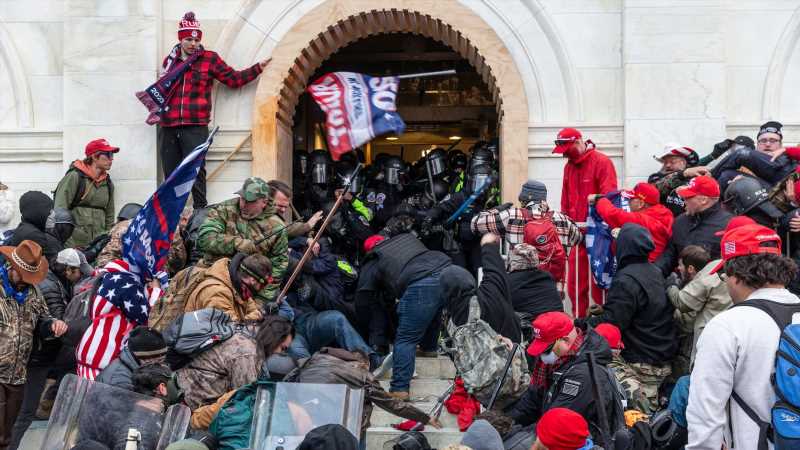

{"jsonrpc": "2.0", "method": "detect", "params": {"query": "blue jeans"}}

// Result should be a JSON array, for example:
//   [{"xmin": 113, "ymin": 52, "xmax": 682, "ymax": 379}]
[
  {"xmin": 289, "ymin": 310, "xmax": 375, "ymax": 363},
  {"xmin": 391, "ymin": 274, "xmax": 443, "ymax": 392},
  {"xmin": 668, "ymin": 375, "xmax": 690, "ymax": 428}
]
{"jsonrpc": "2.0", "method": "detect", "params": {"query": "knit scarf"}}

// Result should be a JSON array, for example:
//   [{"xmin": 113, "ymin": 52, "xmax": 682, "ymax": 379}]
[
  {"xmin": 529, "ymin": 330, "xmax": 585, "ymax": 389},
  {"xmin": 135, "ymin": 43, "xmax": 203, "ymax": 125},
  {"xmin": 0, "ymin": 264, "xmax": 29, "ymax": 305}
]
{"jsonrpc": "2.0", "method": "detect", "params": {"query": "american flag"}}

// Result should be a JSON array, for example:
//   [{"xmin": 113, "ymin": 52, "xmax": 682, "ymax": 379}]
[
  {"xmin": 585, "ymin": 191, "xmax": 629, "ymax": 289},
  {"xmin": 75, "ymin": 260, "xmax": 160, "ymax": 380}
]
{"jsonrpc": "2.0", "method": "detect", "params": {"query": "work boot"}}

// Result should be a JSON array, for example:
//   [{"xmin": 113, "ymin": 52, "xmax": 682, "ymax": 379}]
[{"xmin": 387, "ymin": 390, "xmax": 410, "ymax": 401}]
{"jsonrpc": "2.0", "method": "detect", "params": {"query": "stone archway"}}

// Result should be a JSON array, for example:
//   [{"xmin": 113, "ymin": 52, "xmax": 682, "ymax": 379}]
[{"xmin": 251, "ymin": 0, "xmax": 529, "ymax": 201}]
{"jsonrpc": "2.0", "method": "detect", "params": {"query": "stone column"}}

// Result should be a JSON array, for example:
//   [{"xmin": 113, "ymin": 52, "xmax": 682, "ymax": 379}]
[
  {"xmin": 622, "ymin": 1, "xmax": 726, "ymax": 186},
  {"xmin": 63, "ymin": 0, "xmax": 160, "ymax": 208}
]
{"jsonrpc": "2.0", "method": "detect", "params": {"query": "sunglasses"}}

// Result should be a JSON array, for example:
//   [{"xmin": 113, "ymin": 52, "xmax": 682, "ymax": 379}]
[
  {"xmin": 758, "ymin": 138, "xmax": 781, "ymax": 144},
  {"xmin": 98, "ymin": 152, "xmax": 115, "ymax": 159},
  {"xmin": 554, "ymin": 138, "xmax": 577, "ymax": 146}
]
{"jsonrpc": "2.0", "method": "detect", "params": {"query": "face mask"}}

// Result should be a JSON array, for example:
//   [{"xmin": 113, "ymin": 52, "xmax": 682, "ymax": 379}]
[
  {"xmin": 563, "ymin": 145, "xmax": 582, "ymax": 160},
  {"xmin": 540, "ymin": 351, "xmax": 559, "ymax": 365}
]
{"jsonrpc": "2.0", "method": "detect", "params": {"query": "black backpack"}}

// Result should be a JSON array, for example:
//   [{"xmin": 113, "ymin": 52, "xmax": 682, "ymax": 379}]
[{"xmin": 162, "ymin": 308, "xmax": 235, "ymax": 370}]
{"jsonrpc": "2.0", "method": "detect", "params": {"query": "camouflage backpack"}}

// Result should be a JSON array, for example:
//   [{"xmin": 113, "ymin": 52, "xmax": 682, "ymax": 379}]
[
  {"xmin": 148, "ymin": 265, "xmax": 208, "ymax": 332},
  {"xmin": 444, "ymin": 297, "xmax": 530, "ymax": 410}
]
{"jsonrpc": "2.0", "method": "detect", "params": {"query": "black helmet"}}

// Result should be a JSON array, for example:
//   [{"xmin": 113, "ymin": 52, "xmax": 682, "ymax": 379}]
[
  {"xmin": 293, "ymin": 151, "xmax": 309, "ymax": 177},
  {"xmin": 309, "ymin": 150, "xmax": 332, "ymax": 184},
  {"xmin": 384, "ymin": 156, "xmax": 406, "ymax": 186},
  {"xmin": 466, "ymin": 163, "xmax": 493, "ymax": 194},
  {"xmin": 650, "ymin": 409, "xmax": 688, "ymax": 450},
  {"xmin": 447, "ymin": 150, "xmax": 467, "ymax": 172},
  {"xmin": 425, "ymin": 148, "xmax": 447, "ymax": 178},
  {"xmin": 117, "ymin": 203, "xmax": 143, "ymax": 221},
  {"xmin": 723, "ymin": 176, "xmax": 783, "ymax": 220},
  {"xmin": 469, "ymin": 145, "xmax": 494, "ymax": 170},
  {"xmin": 392, "ymin": 431, "xmax": 432, "ymax": 450},
  {"xmin": 425, "ymin": 179, "xmax": 450, "ymax": 203},
  {"xmin": 335, "ymin": 161, "xmax": 363, "ymax": 194}
]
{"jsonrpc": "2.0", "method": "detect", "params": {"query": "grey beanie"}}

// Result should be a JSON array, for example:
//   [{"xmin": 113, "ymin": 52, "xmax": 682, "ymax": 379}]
[
  {"xmin": 461, "ymin": 419, "xmax": 504, "ymax": 450},
  {"xmin": 518, "ymin": 180, "xmax": 547, "ymax": 204}
]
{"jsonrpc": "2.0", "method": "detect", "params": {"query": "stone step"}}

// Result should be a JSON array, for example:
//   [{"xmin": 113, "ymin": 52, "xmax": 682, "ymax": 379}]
[
  {"xmin": 379, "ymin": 378, "xmax": 453, "ymax": 400},
  {"xmin": 365, "ymin": 426, "xmax": 463, "ymax": 450},
  {"xmin": 369, "ymin": 402, "xmax": 460, "ymax": 429},
  {"xmin": 375, "ymin": 356, "xmax": 456, "ymax": 381}
]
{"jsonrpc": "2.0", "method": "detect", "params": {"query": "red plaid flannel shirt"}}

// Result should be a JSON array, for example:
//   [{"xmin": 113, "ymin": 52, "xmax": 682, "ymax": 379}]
[
  {"xmin": 160, "ymin": 50, "xmax": 262, "ymax": 127},
  {"xmin": 471, "ymin": 202, "xmax": 582, "ymax": 249}
]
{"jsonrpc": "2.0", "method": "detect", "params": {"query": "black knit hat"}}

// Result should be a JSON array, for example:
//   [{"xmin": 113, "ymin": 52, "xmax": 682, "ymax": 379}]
[
  {"xmin": 518, "ymin": 180, "xmax": 547, "ymax": 204},
  {"xmin": 733, "ymin": 135, "xmax": 755, "ymax": 150},
  {"xmin": 758, "ymin": 121, "xmax": 783, "ymax": 139},
  {"xmin": 128, "ymin": 326, "xmax": 167, "ymax": 361}
]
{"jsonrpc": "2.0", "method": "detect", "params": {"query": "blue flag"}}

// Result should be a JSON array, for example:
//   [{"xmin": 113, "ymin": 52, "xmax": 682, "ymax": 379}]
[
  {"xmin": 122, "ymin": 127, "xmax": 217, "ymax": 279},
  {"xmin": 585, "ymin": 191, "xmax": 629, "ymax": 289}
]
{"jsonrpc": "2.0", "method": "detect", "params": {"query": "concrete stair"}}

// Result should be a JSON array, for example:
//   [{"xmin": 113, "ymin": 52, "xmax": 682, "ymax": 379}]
[
  {"xmin": 21, "ymin": 357, "xmax": 463, "ymax": 450},
  {"xmin": 367, "ymin": 355, "xmax": 464, "ymax": 450}
]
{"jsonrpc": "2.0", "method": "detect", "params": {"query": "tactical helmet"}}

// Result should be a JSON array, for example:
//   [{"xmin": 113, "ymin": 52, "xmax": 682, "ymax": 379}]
[
  {"xmin": 425, "ymin": 148, "xmax": 447, "ymax": 177},
  {"xmin": 447, "ymin": 150, "xmax": 467, "ymax": 172},
  {"xmin": 309, "ymin": 150, "xmax": 332, "ymax": 184},
  {"xmin": 384, "ymin": 156, "xmax": 406, "ymax": 186},
  {"xmin": 466, "ymin": 163, "xmax": 493, "ymax": 194},
  {"xmin": 335, "ymin": 160, "xmax": 363, "ymax": 194},
  {"xmin": 722, "ymin": 176, "xmax": 783, "ymax": 220},
  {"xmin": 469, "ymin": 145, "xmax": 494, "ymax": 170},
  {"xmin": 117, "ymin": 203, "xmax": 143, "ymax": 221}
]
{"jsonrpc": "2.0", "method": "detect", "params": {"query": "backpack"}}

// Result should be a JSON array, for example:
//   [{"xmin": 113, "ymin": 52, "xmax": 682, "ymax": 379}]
[
  {"xmin": 61, "ymin": 275, "xmax": 103, "ymax": 347},
  {"xmin": 53, "ymin": 166, "xmax": 115, "ymax": 210},
  {"xmin": 731, "ymin": 299, "xmax": 800, "ymax": 450},
  {"xmin": 148, "ymin": 265, "xmax": 208, "ymax": 333},
  {"xmin": 520, "ymin": 209, "xmax": 566, "ymax": 282},
  {"xmin": 444, "ymin": 297, "xmax": 530, "ymax": 409},
  {"xmin": 162, "ymin": 308, "xmax": 235, "ymax": 370},
  {"xmin": 208, "ymin": 380, "xmax": 267, "ymax": 450}
]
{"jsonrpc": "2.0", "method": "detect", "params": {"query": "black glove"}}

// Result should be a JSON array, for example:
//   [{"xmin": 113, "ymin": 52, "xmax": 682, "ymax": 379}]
[
  {"xmin": 711, "ymin": 139, "xmax": 735, "ymax": 159},
  {"xmin": 665, "ymin": 272, "xmax": 682, "ymax": 290}
]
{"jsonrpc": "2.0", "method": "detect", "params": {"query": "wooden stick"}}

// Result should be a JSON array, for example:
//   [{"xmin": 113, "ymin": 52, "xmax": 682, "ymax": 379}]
[{"xmin": 207, "ymin": 132, "xmax": 252, "ymax": 182}]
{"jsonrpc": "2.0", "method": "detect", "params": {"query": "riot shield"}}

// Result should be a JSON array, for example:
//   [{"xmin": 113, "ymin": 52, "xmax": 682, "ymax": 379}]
[
  {"xmin": 40, "ymin": 374, "xmax": 190, "ymax": 450},
  {"xmin": 249, "ymin": 382, "xmax": 364, "ymax": 450}
]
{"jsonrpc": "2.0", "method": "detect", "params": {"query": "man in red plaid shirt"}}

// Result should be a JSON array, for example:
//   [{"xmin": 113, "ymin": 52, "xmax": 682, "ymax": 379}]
[{"xmin": 157, "ymin": 12, "xmax": 270, "ymax": 208}]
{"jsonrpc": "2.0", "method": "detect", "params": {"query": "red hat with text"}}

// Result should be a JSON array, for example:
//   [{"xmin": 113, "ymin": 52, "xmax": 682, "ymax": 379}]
[
  {"xmin": 714, "ymin": 215, "xmax": 757, "ymax": 236},
  {"xmin": 527, "ymin": 311, "xmax": 574, "ymax": 357},
  {"xmin": 676, "ymin": 175, "xmax": 720, "ymax": 199},
  {"xmin": 85, "ymin": 138, "xmax": 119, "ymax": 157},
  {"xmin": 655, "ymin": 143, "xmax": 696, "ymax": 162},
  {"xmin": 709, "ymin": 224, "xmax": 782, "ymax": 274},
  {"xmin": 552, "ymin": 128, "xmax": 582, "ymax": 154},
  {"xmin": 622, "ymin": 182, "xmax": 660, "ymax": 205},
  {"xmin": 178, "ymin": 12, "xmax": 202, "ymax": 41}
]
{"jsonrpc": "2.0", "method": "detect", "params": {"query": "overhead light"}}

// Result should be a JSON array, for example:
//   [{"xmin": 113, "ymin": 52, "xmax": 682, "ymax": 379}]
[
  {"xmin": 386, "ymin": 136, "xmax": 399, "ymax": 141},
  {"xmin": 449, "ymin": 135, "xmax": 461, "ymax": 140}
]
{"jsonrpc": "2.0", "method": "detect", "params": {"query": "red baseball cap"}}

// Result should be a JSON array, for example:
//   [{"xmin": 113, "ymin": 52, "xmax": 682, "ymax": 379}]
[
  {"xmin": 85, "ymin": 138, "xmax": 120, "ymax": 157},
  {"xmin": 709, "ymin": 224, "xmax": 782, "ymax": 274},
  {"xmin": 527, "ymin": 312, "xmax": 574, "ymax": 357},
  {"xmin": 594, "ymin": 323, "xmax": 624, "ymax": 350},
  {"xmin": 714, "ymin": 215, "xmax": 757, "ymax": 236},
  {"xmin": 552, "ymin": 128, "xmax": 582, "ymax": 154},
  {"xmin": 655, "ymin": 143, "xmax": 696, "ymax": 162},
  {"xmin": 676, "ymin": 175, "xmax": 720, "ymax": 199},
  {"xmin": 622, "ymin": 182, "xmax": 660, "ymax": 205},
  {"xmin": 363, "ymin": 234, "xmax": 385, "ymax": 253},
  {"xmin": 536, "ymin": 407, "xmax": 590, "ymax": 450}
]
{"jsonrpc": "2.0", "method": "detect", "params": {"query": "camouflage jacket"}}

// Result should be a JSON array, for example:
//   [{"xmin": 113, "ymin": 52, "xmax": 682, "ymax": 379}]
[
  {"xmin": 176, "ymin": 332, "xmax": 261, "ymax": 410},
  {"xmin": 197, "ymin": 198, "xmax": 288, "ymax": 302},
  {"xmin": 96, "ymin": 220, "xmax": 188, "ymax": 274},
  {"xmin": 0, "ymin": 284, "xmax": 54, "ymax": 384}
]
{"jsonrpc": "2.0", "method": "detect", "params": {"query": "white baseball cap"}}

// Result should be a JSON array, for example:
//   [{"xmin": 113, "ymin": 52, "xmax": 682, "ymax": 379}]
[{"xmin": 56, "ymin": 248, "xmax": 93, "ymax": 276}]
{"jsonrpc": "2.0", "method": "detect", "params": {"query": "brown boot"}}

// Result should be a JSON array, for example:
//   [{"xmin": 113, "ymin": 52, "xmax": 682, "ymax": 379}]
[{"xmin": 387, "ymin": 391, "xmax": 410, "ymax": 401}]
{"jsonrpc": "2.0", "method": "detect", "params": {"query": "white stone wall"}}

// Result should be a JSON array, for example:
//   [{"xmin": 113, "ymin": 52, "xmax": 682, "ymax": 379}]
[{"xmin": 1, "ymin": 0, "xmax": 799, "ymax": 229}]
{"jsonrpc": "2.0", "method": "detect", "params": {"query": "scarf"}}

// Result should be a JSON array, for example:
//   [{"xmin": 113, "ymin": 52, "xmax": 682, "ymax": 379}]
[
  {"xmin": 135, "ymin": 43, "xmax": 203, "ymax": 125},
  {"xmin": 529, "ymin": 330, "xmax": 585, "ymax": 389},
  {"xmin": 0, "ymin": 264, "xmax": 29, "ymax": 305}
]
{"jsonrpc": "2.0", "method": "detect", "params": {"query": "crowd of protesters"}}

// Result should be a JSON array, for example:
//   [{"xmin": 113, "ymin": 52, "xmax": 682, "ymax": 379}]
[{"xmin": 1, "ymin": 10, "xmax": 800, "ymax": 450}]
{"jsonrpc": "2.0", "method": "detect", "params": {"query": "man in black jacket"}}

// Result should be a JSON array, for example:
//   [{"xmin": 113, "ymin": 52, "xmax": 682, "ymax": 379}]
[
  {"xmin": 6, "ymin": 191, "xmax": 63, "ymax": 263},
  {"xmin": 507, "ymin": 312, "xmax": 623, "ymax": 445},
  {"xmin": 656, "ymin": 175, "xmax": 732, "ymax": 277},
  {"xmin": 95, "ymin": 327, "xmax": 167, "ymax": 391},
  {"xmin": 440, "ymin": 233, "xmax": 522, "ymax": 343},
  {"xmin": 356, "ymin": 233, "xmax": 451, "ymax": 400},
  {"xmin": 506, "ymin": 243, "xmax": 563, "ymax": 323},
  {"xmin": 587, "ymin": 223, "xmax": 677, "ymax": 414}
]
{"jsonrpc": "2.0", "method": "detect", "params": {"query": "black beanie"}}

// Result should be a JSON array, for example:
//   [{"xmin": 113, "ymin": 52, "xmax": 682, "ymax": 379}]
[
  {"xmin": 518, "ymin": 180, "xmax": 547, "ymax": 204},
  {"xmin": 128, "ymin": 326, "xmax": 167, "ymax": 361},
  {"xmin": 733, "ymin": 135, "xmax": 755, "ymax": 150},
  {"xmin": 758, "ymin": 121, "xmax": 783, "ymax": 138}
]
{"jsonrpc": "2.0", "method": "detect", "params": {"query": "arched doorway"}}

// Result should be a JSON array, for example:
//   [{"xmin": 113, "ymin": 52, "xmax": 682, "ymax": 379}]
[{"xmin": 251, "ymin": 2, "xmax": 529, "ymax": 201}]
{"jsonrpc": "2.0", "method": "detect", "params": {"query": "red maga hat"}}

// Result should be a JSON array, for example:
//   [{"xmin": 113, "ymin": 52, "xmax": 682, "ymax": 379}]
[
  {"xmin": 552, "ymin": 128, "xmax": 582, "ymax": 154},
  {"xmin": 714, "ymin": 215, "xmax": 757, "ymax": 236},
  {"xmin": 84, "ymin": 138, "xmax": 119, "ymax": 157},
  {"xmin": 527, "ymin": 311, "xmax": 574, "ymax": 357},
  {"xmin": 677, "ymin": 175, "xmax": 720, "ymax": 199},
  {"xmin": 622, "ymin": 182, "xmax": 660, "ymax": 205},
  {"xmin": 709, "ymin": 224, "xmax": 782, "ymax": 274}
]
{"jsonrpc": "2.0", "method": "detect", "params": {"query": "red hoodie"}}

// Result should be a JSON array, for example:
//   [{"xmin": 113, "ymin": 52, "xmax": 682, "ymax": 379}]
[
  {"xmin": 560, "ymin": 148, "xmax": 618, "ymax": 222},
  {"xmin": 595, "ymin": 198, "xmax": 673, "ymax": 262}
]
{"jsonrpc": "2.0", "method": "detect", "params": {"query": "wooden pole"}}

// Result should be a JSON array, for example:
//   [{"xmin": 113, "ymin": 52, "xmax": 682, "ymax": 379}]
[{"xmin": 207, "ymin": 132, "xmax": 252, "ymax": 182}]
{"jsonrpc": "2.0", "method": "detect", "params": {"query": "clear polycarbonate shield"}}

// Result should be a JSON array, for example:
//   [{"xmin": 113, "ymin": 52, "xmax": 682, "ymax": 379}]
[
  {"xmin": 249, "ymin": 382, "xmax": 364, "ymax": 450},
  {"xmin": 41, "ymin": 374, "xmax": 190, "ymax": 450}
]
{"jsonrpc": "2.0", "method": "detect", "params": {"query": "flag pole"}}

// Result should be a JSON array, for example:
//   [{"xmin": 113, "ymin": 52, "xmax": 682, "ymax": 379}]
[
  {"xmin": 275, "ymin": 163, "xmax": 363, "ymax": 305},
  {"xmin": 397, "ymin": 69, "xmax": 456, "ymax": 80}
]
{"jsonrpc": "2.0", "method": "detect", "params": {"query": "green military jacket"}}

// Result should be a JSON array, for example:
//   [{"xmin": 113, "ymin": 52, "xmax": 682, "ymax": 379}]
[
  {"xmin": 197, "ymin": 198, "xmax": 288, "ymax": 302},
  {"xmin": 0, "ymin": 284, "xmax": 53, "ymax": 385},
  {"xmin": 53, "ymin": 165, "xmax": 115, "ymax": 249}
]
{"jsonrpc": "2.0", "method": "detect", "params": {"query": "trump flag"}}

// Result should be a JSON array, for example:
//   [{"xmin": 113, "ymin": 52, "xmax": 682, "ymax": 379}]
[
  {"xmin": 308, "ymin": 72, "xmax": 406, "ymax": 161},
  {"xmin": 122, "ymin": 127, "xmax": 217, "ymax": 279}
]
